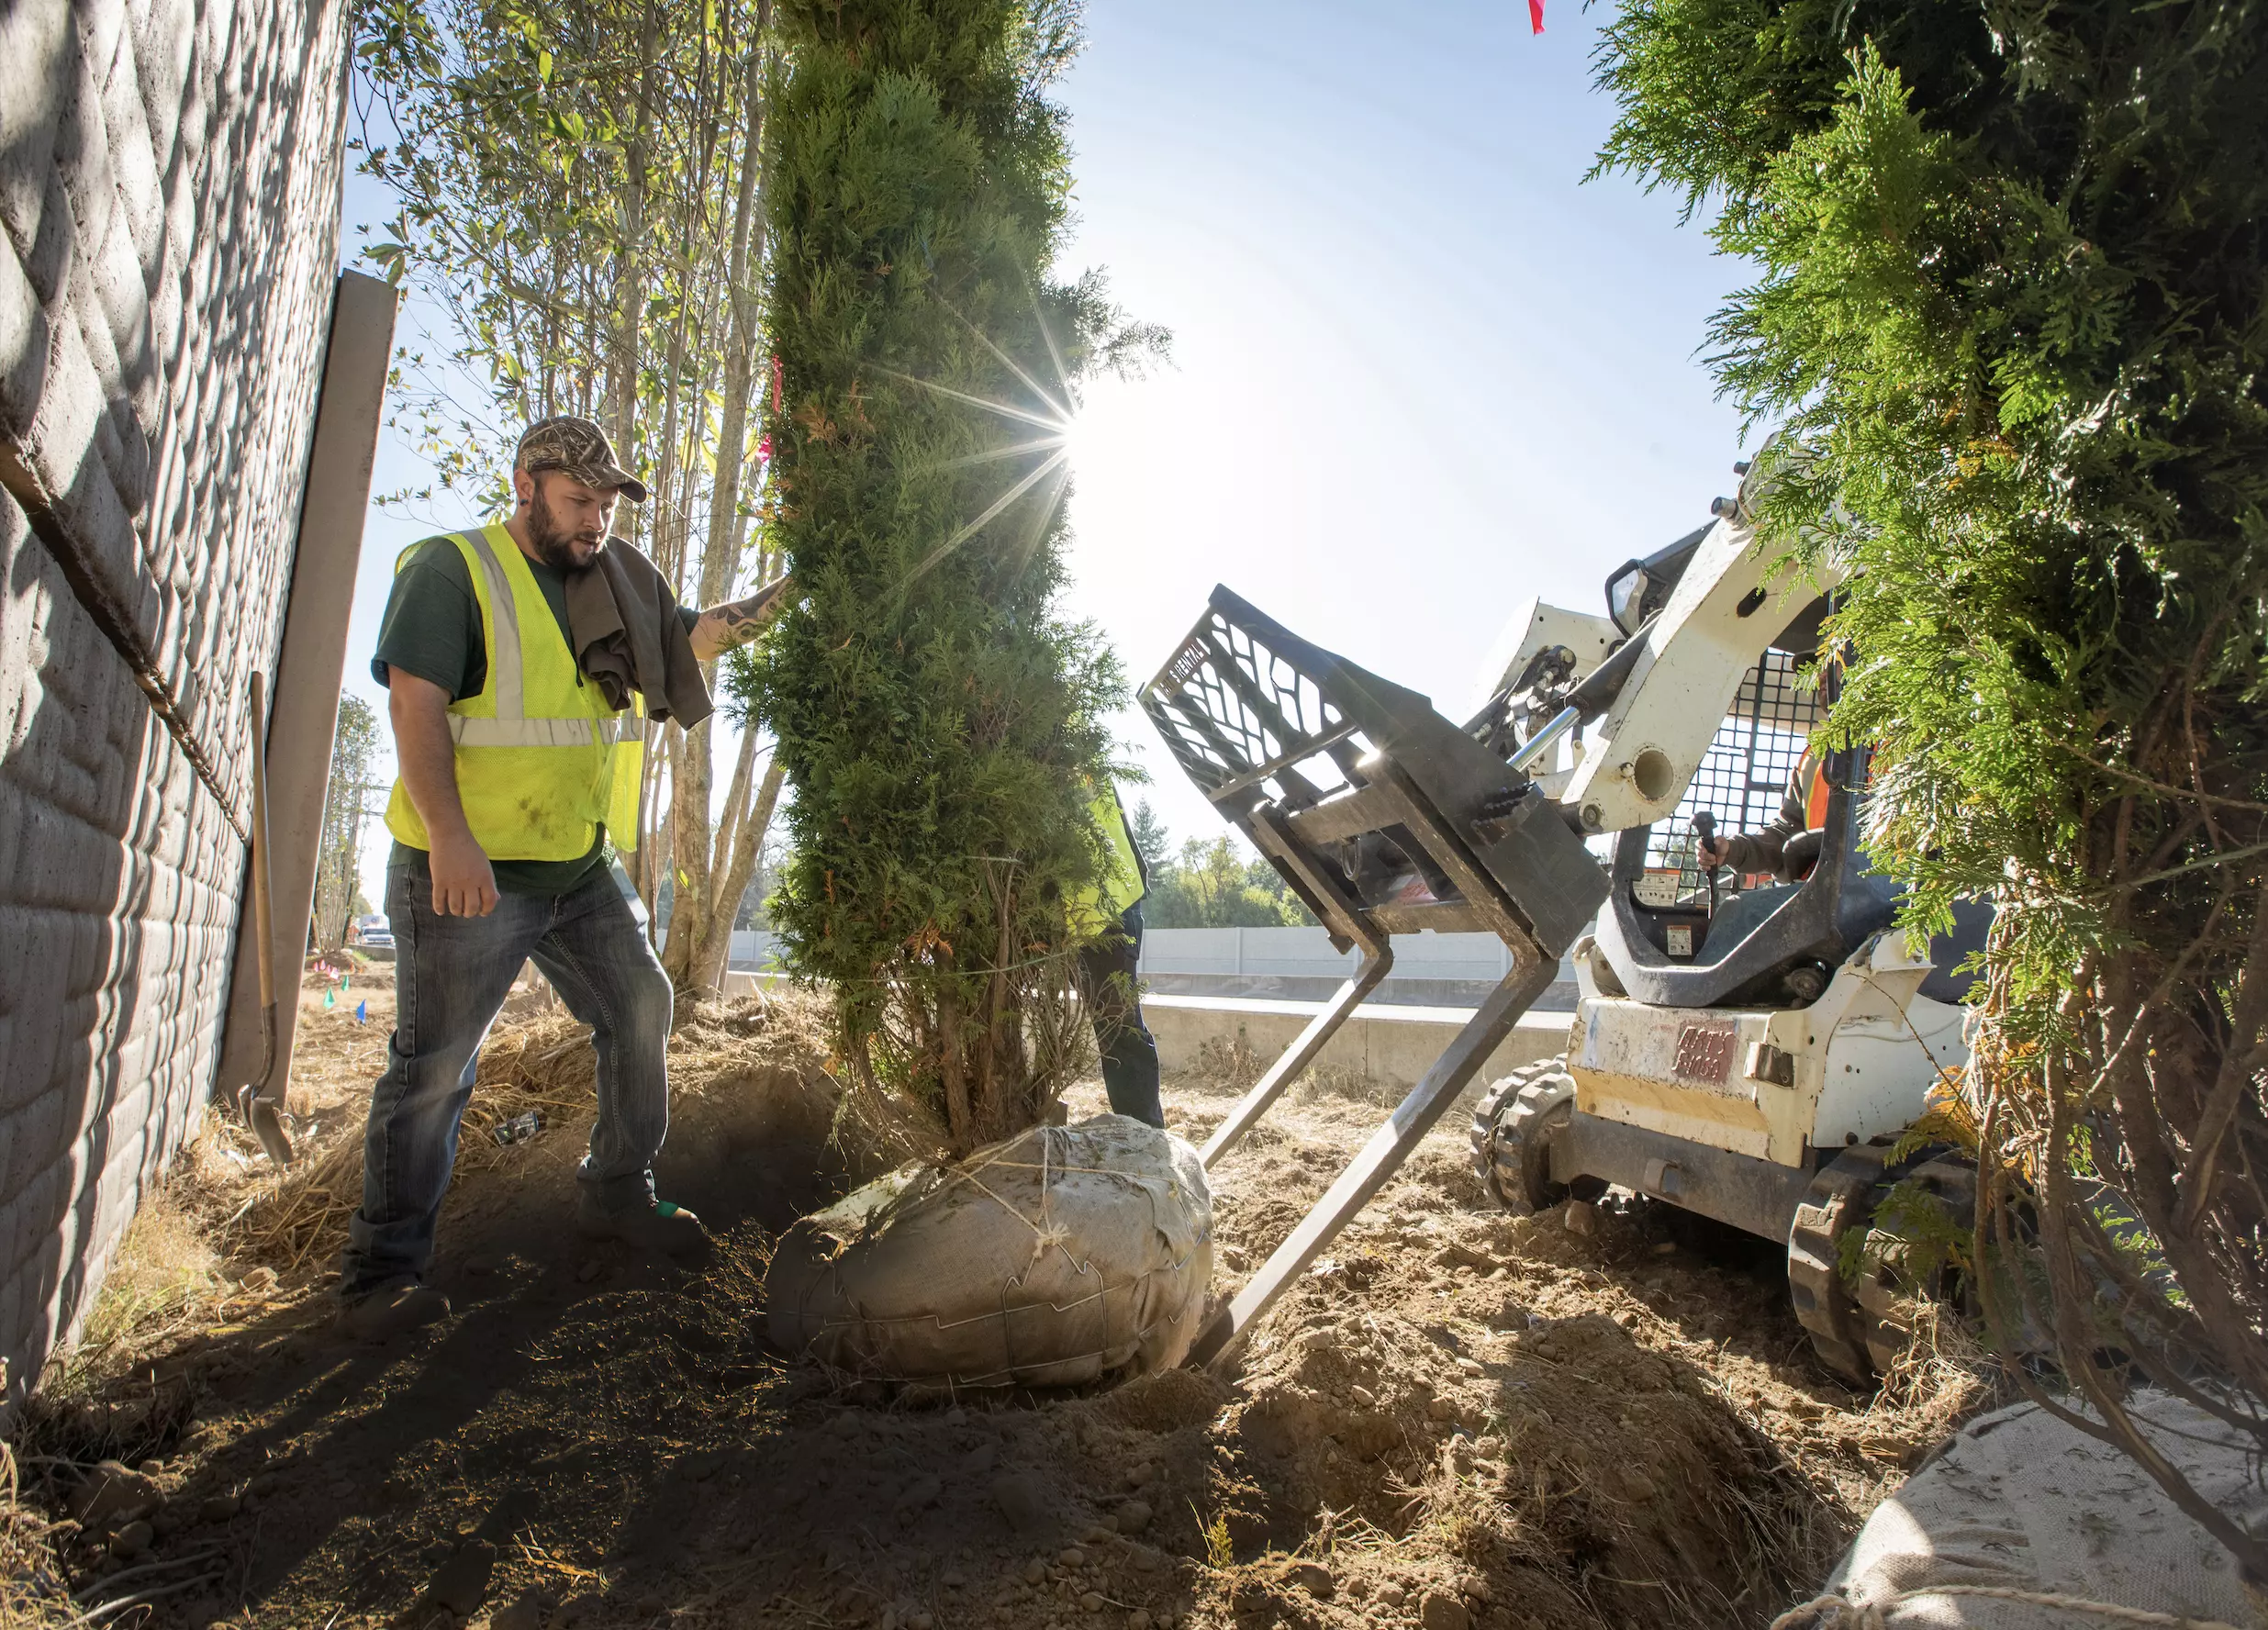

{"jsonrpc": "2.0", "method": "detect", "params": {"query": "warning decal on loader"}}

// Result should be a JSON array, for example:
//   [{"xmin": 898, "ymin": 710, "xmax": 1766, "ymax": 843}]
[{"xmin": 1634, "ymin": 869, "xmax": 1681, "ymax": 908}]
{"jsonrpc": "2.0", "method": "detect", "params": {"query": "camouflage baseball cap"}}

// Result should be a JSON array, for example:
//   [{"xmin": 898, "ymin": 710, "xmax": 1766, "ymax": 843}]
[{"xmin": 514, "ymin": 415, "xmax": 648, "ymax": 502}]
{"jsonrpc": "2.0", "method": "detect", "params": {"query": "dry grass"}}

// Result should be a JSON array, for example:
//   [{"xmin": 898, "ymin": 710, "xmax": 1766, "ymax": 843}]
[
  {"xmin": 3, "ymin": 1182, "xmax": 267, "ymax": 1629},
  {"xmin": 3, "ymin": 988, "xmax": 2014, "ymax": 1630},
  {"xmin": 1407, "ymin": 1442, "xmax": 1499, "ymax": 1566},
  {"xmin": 2, "ymin": 987, "xmax": 855, "ymax": 1629},
  {"xmin": 187, "ymin": 987, "xmax": 844, "ymax": 1286},
  {"xmin": 1187, "ymin": 1030, "xmax": 1268, "ymax": 1090},
  {"xmin": 51, "ymin": 1187, "xmax": 229, "ymax": 1392},
  {"xmin": 1291, "ymin": 1063, "xmax": 1399, "ymax": 1110},
  {"xmin": 1, "ymin": 1440, "xmax": 74, "ymax": 1629},
  {"xmin": 1185, "ymin": 1034, "xmax": 1391, "ymax": 1110},
  {"xmin": 1862, "ymin": 1296, "xmax": 2005, "ymax": 1457}
]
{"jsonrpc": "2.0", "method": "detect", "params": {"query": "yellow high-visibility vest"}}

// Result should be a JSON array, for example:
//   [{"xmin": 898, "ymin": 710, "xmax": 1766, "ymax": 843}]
[
  {"xmin": 384, "ymin": 525, "xmax": 645, "ymax": 859},
  {"xmin": 1067, "ymin": 783, "xmax": 1147, "ymax": 938}
]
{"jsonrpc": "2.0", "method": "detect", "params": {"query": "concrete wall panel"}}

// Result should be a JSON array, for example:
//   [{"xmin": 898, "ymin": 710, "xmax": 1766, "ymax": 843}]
[{"xmin": 0, "ymin": 0, "xmax": 349, "ymax": 1408}]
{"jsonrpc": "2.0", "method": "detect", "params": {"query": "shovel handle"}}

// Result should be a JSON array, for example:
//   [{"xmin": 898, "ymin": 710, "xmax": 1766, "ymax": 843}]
[{"xmin": 239, "ymin": 672, "xmax": 290, "ymax": 1163}]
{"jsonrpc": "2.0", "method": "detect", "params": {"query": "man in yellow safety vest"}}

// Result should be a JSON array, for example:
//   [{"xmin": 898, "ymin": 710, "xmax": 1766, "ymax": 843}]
[
  {"xmin": 340, "ymin": 417, "xmax": 786, "ymax": 1342},
  {"xmin": 1071, "ymin": 783, "xmax": 1163, "ymax": 1129}
]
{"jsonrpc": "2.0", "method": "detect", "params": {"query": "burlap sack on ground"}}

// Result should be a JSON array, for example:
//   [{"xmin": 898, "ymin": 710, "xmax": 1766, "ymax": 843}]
[
  {"xmin": 765, "ymin": 1115, "xmax": 1213, "ymax": 1389},
  {"xmin": 1821, "ymin": 1390, "xmax": 2268, "ymax": 1628}
]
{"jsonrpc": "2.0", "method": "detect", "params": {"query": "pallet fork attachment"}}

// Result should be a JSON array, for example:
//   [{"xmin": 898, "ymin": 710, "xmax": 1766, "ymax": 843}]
[
  {"xmin": 1141, "ymin": 587, "xmax": 1607, "ymax": 1371},
  {"xmin": 1198, "ymin": 946, "xmax": 1392, "ymax": 1168}
]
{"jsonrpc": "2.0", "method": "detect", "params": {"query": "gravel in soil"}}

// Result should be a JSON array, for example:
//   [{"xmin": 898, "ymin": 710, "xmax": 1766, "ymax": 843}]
[{"xmin": 7, "ymin": 996, "xmax": 1988, "ymax": 1629}]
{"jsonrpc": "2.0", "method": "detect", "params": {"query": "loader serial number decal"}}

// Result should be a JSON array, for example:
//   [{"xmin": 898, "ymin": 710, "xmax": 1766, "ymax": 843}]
[{"xmin": 1672, "ymin": 1022, "xmax": 1737, "ymax": 1084}]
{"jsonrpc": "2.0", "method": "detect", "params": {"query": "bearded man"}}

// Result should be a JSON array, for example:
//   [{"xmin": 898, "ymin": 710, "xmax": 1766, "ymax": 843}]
[{"xmin": 339, "ymin": 417, "xmax": 786, "ymax": 1341}]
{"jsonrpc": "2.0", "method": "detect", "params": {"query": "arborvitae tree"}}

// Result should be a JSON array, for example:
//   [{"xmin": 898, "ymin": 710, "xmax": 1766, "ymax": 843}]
[
  {"xmin": 1594, "ymin": 1, "xmax": 2266, "ymax": 1568},
  {"xmin": 753, "ymin": 0, "xmax": 1161, "ymax": 1156}
]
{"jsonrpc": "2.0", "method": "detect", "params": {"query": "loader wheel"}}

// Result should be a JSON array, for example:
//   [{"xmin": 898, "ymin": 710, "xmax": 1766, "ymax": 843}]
[
  {"xmin": 1851, "ymin": 1156, "xmax": 1977, "ymax": 1377},
  {"xmin": 1788, "ymin": 1145, "xmax": 1978, "ymax": 1384},
  {"xmin": 1786, "ymin": 1143, "xmax": 1889, "ymax": 1384},
  {"xmin": 1469, "ymin": 1064, "xmax": 1604, "ymax": 1213}
]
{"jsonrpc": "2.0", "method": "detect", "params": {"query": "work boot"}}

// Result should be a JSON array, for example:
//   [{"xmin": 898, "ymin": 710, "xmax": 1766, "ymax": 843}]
[
  {"xmin": 576, "ymin": 1190, "xmax": 708, "ymax": 1257},
  {"xmin": 337, "ymin": 1278, "xmax": 451, "ymax": 1343}
]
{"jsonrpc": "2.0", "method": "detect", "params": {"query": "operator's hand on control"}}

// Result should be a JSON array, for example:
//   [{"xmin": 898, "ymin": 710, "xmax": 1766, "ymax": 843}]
[
  {"xmin": 430, "ymin": 829, "xmax": 499, "ymax": 917},
  {"xmin": 1698, "ymin": 836, "xmax": 1732, "ymax": 871}
]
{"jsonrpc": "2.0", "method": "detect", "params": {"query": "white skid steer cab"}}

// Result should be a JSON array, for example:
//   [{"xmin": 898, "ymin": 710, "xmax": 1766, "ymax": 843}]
[{"xmin": 1141, "ymin": 455, "xmax": 1985, "ymax": 1383}]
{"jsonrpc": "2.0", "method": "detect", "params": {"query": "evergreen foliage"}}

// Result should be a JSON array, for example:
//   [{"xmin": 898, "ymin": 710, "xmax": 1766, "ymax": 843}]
[
  {"xmin": 1127, "ymin": 798, "xmax": 1170, "ymax": 872},
  {"xmin": 754, "ymin": 0, "xmax": 1162, "ymax": 1154},
  {"xmin": 1595, "ymin": 0, "xmax": 2267, "ymax": 1564}
]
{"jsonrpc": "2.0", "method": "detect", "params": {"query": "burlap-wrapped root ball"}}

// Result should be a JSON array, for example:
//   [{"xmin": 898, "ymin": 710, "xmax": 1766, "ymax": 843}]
[{"xmin": 765, "ymin": 1114, "xmax": 1213, "ymax": 1389}]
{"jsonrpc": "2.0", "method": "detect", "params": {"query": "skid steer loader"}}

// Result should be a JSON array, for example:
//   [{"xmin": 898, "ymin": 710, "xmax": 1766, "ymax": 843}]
[{"xmin": 1141, "ymin": 455, "xmax": 1983, "ymax": 1383}]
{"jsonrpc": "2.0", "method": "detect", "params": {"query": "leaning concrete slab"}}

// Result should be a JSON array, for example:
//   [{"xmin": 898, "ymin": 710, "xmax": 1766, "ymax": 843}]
[{"xmin": 216, "ymin": 271, "xmax": 398, "ymax": 1109}]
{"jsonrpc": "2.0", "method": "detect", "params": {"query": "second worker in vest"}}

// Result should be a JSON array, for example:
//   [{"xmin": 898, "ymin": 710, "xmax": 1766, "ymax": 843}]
[
  {"xmin": 339, "ymin": 417, "xmax": 788, "ymax": 1343},
  {"xmin": 1071, "ymin": 783, "xmax": 1165, "ymax": 1130}
]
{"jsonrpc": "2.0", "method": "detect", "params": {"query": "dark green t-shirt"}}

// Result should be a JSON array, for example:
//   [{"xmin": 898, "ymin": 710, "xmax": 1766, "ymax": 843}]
[{"xmin": 373, "ymin": 534, "xmax": 698, "ymax": 896}]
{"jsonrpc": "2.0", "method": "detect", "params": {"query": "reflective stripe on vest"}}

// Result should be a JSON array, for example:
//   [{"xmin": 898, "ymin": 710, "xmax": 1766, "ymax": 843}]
[
  {"xmin": 383, "ymin": 525, "xmax": 646, "ymax": 859},
  {"xmin": 447, "ymin": 714, "xmax": 651, "ymax": 748}
]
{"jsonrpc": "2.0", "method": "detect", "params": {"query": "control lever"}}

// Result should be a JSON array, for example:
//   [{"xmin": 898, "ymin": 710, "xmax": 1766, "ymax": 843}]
[{"xmin": 1690, "ymin": 809, "xmax": 1719, "ymax": 920}]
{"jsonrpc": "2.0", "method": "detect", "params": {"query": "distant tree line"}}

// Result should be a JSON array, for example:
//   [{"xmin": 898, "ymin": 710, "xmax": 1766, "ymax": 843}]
[
  {"xmin": 312, "ymin": 694, "xmax": 383, "ymax": 953},
  {"xmin": 1128, "ymin": 801, "xmax": 1315, "ymax": 930}
]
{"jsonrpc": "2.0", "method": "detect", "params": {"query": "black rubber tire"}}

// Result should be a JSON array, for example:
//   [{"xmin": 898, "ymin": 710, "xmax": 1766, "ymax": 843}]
[
  {"xmin": 1469, "ymin": 1063, "xmax": 1603, "ymax": 1213},
  {"xmin": 1789, "ymin": 1145, "xmax": 1979, "ymax": 1384},
  {"xmin": 1787, "ymin": 1143, "xmax": 1889, "ymax": 1384},
  {"xmin": 1852, "ymin": 1155, "xmax": 1977, "ymax": 1376}
]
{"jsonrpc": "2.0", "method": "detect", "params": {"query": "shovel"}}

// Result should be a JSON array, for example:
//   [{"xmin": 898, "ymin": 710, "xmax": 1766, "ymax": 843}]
[{"xmin": 235, "ymin": 670, "xmax": 295, "ymax": 1165}]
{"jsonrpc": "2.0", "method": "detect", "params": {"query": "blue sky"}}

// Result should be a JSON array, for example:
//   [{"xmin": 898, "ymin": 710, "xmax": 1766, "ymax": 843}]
[{"xmin": 339, "ymin": 0, "xmax": 1751, "ymax": 895}]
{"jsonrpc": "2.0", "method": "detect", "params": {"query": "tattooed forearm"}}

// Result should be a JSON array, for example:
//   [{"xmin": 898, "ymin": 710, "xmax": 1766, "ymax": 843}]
[{"xmin": 688, "ymin": 575, "xmax": 792, "ymax": 661}]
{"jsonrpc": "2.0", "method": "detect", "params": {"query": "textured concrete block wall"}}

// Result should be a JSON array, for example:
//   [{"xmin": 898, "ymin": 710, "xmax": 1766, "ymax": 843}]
[{"xmin": 0, "ymin": 0, "xmax": 348, "ymax": 1406}]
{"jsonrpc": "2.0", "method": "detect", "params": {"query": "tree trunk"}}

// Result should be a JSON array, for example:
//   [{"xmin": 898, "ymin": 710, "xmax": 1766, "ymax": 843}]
[
  {"xmin": 661, "ymin": 28, "xmax": 771, "ymax": 992},
  {"xmin": 634, "ymin": 740, "xmax": 667, "ymax": 936},
  {"xmin": 699, "ymin": 751, "xmax": 787, "ymax": 992},
  {"xmin": 607, "ymin": 0, "xmax": 665, "ymax": 519},
  {"xmin": 661, "ymin": 720, "xmax": 715, "ymax": 988}
]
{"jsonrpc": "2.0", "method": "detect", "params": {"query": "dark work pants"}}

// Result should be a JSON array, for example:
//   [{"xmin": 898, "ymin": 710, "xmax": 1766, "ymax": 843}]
[
  {"xmin": 1078, "ymin": 899, "xmax": 1165, "ymax": 1130},
  {"xmin": 341, "ymin": 849, "xmax": 674, "ymax": 1296}
]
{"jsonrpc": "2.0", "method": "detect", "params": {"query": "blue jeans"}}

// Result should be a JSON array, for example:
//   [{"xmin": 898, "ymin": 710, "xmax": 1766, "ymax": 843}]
[
  {"xmin": 341, "ymin": 849, "xmax": 674, "ymax": 1296},
  {"xmin": 1078, "ymin": 899, "xmax": 1164, "ymax": 1129}
]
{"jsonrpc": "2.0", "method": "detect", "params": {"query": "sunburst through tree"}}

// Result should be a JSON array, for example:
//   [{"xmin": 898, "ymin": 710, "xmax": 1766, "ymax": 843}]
[{"xmin": 743, "ymin": 0, "xmax": 1167, "ymax": 1156}]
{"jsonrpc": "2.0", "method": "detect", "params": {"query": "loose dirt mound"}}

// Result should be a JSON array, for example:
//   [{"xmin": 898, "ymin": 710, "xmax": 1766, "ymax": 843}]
[{"xmin": 6, "ymin": 998, "xmax": 1992, "ymax": 1629}]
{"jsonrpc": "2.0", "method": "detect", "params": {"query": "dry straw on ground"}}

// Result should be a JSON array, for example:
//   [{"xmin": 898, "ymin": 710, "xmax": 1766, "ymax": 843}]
[{"xmin": 199, "ymin": 987, "xmax": 843, "ymax": 1285}]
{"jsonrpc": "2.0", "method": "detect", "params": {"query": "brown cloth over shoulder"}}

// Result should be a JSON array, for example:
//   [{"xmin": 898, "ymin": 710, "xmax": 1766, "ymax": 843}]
[{"xmin": 565, "ymin": 538, "xmax": 714, "ymax": 729}]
